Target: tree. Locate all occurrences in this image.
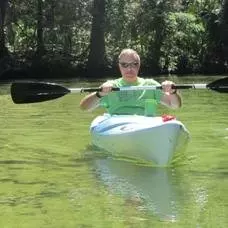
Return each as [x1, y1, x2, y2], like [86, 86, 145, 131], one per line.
[86, 0, 106, 77]
[161, 12, 205, 73]
[36, 0, 45, 57]
[220, 0, 228, 65]
[0, 0, 9, 58]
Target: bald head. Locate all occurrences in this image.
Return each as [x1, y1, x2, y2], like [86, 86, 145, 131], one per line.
[118, 49, 140, 63]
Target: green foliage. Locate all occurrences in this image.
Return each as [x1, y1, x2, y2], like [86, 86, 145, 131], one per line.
[7, 20, 36, 53]
[105, 0, 142, 63]
[1, 0, 227, 76]
[161, 12, 205, 72]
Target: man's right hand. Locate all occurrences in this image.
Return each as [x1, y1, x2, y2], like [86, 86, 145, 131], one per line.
[98, 81, 114, 97]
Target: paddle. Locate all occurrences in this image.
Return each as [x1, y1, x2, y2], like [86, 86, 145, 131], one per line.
[11, 77, 228, 104]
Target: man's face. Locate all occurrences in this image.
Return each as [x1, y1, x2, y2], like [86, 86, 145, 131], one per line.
[118, 54, 140, 83]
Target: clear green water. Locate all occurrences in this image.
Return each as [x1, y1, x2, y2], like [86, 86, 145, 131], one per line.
[0, 76, 227, 228]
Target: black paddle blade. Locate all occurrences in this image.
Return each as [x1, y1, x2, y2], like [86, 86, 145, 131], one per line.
[207, 77, 228, 93]
[11, 82, 70, 104]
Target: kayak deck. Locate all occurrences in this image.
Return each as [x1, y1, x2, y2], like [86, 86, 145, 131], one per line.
[90, 114, 189, 165]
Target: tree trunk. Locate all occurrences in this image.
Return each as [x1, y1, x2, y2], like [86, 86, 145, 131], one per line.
[87, 0, 106, 77]
[36, 0, 45, 58]
[0, 0, 8, 58]
[148, 15, 166, 74]
[220, 0, 228, 63]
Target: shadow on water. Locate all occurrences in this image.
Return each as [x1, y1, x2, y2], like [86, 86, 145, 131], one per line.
[93, 157, 188, 221]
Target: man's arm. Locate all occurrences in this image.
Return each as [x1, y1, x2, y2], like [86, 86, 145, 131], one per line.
[79, 92, 101, 111]
[160, 80, 182, 109]
[160, 92, 182, 108]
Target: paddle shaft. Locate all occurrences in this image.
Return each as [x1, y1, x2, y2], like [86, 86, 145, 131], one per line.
[10, 77, 228, 104]
[70, 84, 208, 93]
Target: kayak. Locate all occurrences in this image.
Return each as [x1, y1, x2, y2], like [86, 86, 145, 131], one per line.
[90, 114, 189, 166]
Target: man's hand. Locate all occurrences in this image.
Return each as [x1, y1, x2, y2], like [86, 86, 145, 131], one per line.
[161, 80, 177, 94]
[98, 81, 115, 97]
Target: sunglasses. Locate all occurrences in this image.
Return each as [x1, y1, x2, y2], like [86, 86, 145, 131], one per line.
[119, 62, 139, 68]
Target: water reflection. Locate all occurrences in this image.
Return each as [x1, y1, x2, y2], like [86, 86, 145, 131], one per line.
[94, 158, 185, 221]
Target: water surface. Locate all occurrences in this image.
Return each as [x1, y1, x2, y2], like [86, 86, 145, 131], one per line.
[0, 76, 227, 227]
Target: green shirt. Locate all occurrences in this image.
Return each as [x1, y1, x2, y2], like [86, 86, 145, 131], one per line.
[99, 77, 162, 116]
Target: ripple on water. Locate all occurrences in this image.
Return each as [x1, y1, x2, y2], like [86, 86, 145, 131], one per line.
[225, 128, 228, 139]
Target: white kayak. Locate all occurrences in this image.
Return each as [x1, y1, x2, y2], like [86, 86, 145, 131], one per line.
[90, 114, 190, 166]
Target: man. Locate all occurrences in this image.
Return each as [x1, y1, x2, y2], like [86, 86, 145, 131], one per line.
[80, 49, 181, 115]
